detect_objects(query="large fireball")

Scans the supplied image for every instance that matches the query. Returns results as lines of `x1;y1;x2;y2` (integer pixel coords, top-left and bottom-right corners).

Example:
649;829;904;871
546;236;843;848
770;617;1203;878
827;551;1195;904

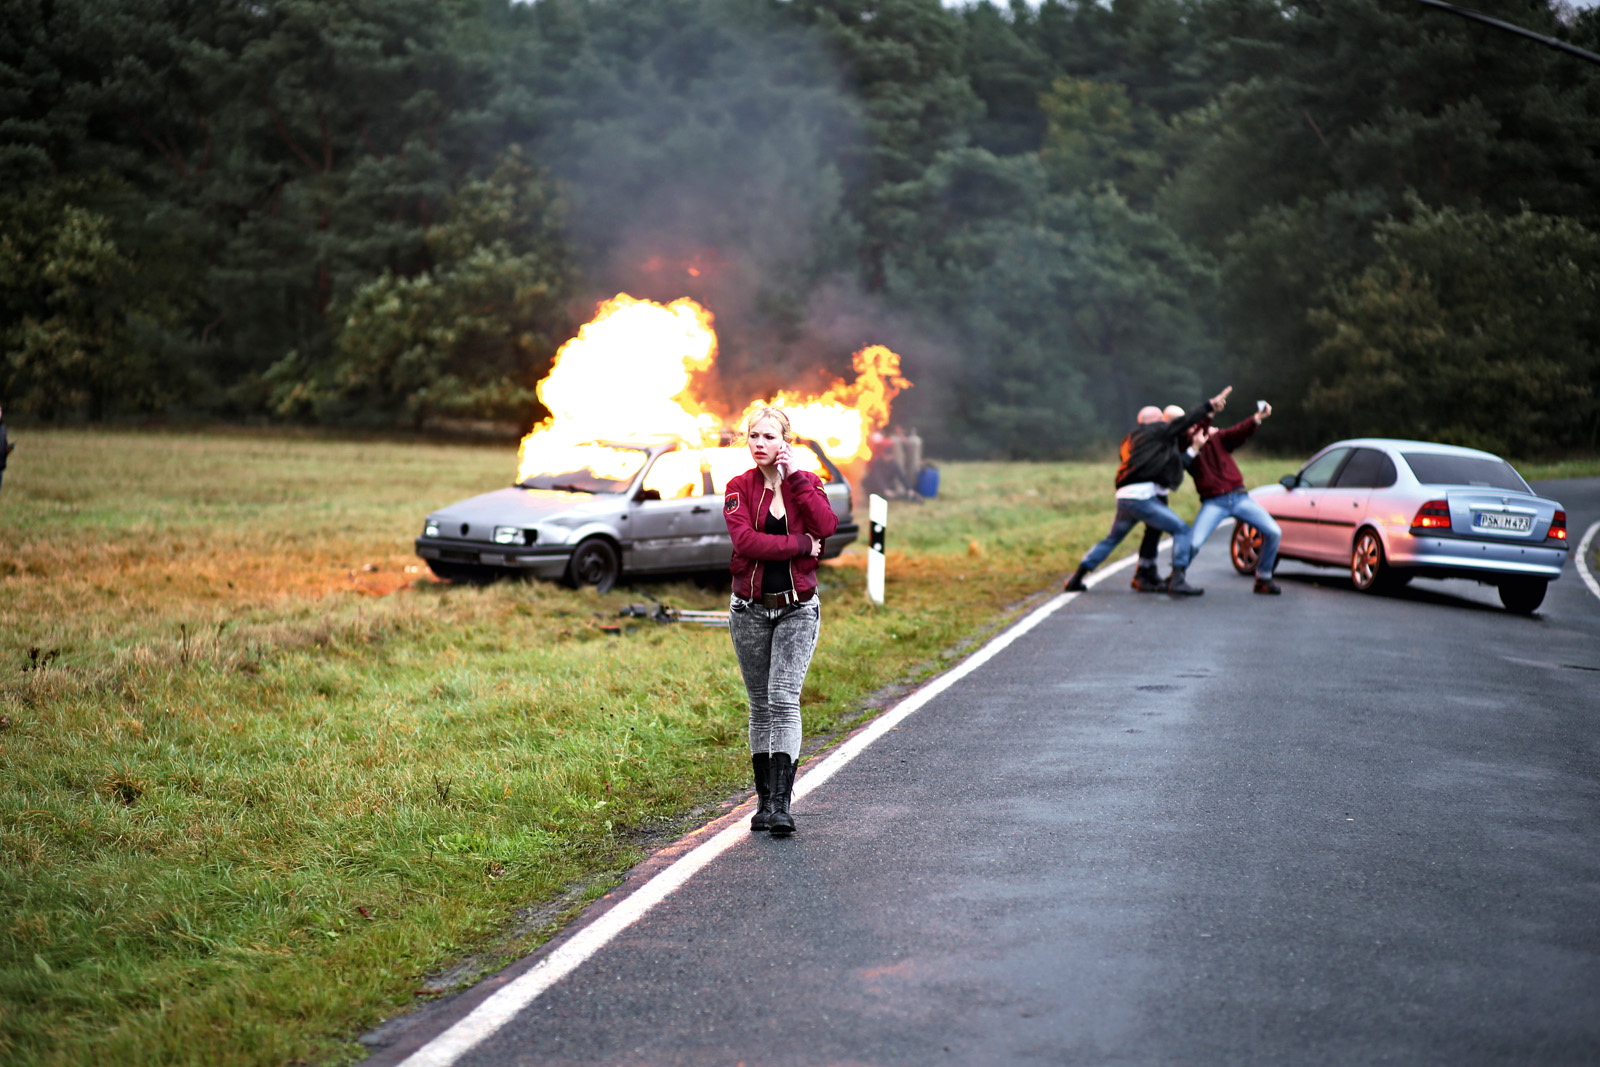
518;294;910;487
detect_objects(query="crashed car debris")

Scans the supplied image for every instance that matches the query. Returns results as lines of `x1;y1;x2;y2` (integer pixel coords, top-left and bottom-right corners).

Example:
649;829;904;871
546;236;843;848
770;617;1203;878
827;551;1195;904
415;436;858;592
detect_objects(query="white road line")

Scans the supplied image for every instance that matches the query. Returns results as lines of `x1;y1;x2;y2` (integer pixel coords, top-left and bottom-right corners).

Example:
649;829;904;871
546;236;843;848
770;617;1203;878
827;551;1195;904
396;551;1143;1067
1576;520;1600;602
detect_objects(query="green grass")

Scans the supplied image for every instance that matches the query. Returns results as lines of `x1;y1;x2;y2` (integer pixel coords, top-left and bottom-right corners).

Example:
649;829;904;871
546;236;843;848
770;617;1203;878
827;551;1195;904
1;430;1592;1065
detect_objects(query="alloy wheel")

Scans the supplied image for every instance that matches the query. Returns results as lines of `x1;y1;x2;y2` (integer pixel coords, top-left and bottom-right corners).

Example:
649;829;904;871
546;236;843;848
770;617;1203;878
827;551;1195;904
1231;522;1261;575
1351;530;1384;592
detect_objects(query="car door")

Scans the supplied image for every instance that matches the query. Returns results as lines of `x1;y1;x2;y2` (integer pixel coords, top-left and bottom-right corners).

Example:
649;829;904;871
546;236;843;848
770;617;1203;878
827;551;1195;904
1273;446;1350;560
627;449;722;572
1310;447;1392;560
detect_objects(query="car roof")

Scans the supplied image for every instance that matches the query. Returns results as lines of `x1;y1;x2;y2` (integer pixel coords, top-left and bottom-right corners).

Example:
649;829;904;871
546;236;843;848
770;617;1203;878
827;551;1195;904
1324;438;1507;462
594;434;835;459
590;437;681;453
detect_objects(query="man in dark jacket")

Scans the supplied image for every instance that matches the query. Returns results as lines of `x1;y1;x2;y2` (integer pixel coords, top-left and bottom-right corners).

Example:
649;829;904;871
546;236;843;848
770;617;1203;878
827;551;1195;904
1185;401;1282;594
1064;386;1232;597
1129;403;1196;592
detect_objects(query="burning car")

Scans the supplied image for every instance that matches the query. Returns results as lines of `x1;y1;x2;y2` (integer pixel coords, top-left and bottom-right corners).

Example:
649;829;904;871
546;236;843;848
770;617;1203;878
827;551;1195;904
413;292;908;591
415;436;858;591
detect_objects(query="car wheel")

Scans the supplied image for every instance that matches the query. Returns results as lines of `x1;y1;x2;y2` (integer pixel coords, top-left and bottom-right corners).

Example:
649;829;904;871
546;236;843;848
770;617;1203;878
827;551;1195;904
564;538;620;594
1230;522;1262;575
426;561;505;584
1498;577;1547;615
1350;529;1389;593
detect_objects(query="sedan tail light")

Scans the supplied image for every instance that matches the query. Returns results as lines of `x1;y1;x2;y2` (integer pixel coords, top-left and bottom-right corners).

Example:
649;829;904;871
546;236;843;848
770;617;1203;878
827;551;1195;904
1549;510;1568;541
1410;500;1451;532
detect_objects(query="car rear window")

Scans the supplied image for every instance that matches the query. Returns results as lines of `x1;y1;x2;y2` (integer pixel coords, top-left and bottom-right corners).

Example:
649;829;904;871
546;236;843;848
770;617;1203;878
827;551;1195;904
1401;453;1529;492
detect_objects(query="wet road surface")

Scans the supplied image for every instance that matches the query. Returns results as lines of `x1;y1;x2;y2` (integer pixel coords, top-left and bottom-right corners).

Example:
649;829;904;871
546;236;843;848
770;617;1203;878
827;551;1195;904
369;479;1600;1067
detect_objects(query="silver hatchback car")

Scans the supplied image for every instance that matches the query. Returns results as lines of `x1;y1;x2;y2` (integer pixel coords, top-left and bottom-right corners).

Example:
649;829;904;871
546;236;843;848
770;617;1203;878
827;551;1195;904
1230;439;1570;613
415;436;859;592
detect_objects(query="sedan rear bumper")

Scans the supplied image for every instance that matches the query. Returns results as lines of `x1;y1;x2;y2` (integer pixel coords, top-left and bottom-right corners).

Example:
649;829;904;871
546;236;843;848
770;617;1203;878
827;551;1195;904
1386;532;1567;581
415;537;573;580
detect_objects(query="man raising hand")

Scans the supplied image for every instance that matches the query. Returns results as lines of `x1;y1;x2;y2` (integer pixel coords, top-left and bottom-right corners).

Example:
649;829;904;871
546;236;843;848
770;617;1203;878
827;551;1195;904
1065;386;1232;597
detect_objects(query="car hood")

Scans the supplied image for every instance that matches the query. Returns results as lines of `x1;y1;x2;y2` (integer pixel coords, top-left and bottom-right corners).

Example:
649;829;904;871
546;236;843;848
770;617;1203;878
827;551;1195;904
427;486;620;529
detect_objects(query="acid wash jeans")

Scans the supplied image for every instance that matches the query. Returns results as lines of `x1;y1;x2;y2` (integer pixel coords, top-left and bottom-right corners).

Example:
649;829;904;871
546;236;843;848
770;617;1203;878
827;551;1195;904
1190;489;1281;577
1080;496;1193;573
728;594;821;761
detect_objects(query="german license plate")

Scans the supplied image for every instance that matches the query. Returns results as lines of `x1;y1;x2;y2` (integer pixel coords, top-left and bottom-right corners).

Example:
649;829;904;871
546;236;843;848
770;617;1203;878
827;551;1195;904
1473;512;1530;532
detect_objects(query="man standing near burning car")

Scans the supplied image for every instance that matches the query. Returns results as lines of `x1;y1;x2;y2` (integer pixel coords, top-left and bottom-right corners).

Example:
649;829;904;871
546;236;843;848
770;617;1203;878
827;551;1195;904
0;403;11;492
1064;386;1232;597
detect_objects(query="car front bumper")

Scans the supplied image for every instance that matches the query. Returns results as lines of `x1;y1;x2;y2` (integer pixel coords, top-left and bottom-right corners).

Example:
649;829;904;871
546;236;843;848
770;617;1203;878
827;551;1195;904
415;537;574;580
825;523;860;558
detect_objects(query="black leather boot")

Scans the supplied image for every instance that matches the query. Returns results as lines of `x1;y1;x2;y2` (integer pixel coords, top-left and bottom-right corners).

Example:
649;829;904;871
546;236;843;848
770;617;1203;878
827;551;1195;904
1064;563;1090;592
1166;566;1204;596
750;752;773;832
767;752;796;836
1130;562;1166;593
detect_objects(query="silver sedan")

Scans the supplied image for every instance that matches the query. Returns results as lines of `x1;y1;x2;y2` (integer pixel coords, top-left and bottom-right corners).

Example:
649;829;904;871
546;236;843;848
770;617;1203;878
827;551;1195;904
415;437;858;593
1230;438;1570;613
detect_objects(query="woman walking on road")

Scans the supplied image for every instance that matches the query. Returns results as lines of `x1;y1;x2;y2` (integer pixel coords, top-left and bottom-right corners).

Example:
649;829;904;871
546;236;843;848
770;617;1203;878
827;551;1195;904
723;407;838;836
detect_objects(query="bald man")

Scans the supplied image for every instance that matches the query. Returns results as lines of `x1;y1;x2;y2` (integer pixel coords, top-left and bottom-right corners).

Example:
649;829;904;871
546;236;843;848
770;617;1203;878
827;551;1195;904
1064;387;1232;596
1128;404;1196;591
1126;404;1203;591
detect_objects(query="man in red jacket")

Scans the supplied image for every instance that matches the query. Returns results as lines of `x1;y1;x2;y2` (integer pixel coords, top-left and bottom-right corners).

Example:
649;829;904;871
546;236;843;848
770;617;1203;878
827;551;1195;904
1186;401;1282;594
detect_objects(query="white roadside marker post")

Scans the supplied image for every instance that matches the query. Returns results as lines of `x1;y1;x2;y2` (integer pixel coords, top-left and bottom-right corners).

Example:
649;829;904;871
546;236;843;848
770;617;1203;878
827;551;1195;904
866;493;887;604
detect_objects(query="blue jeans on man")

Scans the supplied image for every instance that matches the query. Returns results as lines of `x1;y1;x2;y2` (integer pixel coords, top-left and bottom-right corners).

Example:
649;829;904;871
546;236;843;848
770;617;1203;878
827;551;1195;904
1080;496;1193;573
1190;489;1280;577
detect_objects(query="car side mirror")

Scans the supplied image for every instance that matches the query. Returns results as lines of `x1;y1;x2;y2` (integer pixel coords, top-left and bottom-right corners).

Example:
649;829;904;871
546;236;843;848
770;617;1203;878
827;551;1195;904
634;488;662;502
1279;474;1299;490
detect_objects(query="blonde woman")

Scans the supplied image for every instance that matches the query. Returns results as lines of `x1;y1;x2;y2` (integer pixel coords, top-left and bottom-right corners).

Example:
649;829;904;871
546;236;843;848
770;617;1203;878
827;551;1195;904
722;408;838;835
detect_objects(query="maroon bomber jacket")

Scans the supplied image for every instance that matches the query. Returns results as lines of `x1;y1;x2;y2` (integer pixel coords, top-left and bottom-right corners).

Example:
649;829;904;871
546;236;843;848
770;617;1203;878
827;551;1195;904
723;465;839;601
1188;416;1259;499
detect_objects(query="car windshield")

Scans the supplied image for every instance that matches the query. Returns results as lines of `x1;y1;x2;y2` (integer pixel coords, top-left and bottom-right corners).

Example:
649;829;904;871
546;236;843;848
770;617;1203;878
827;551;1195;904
1401;453;1529;492
517;443;647;494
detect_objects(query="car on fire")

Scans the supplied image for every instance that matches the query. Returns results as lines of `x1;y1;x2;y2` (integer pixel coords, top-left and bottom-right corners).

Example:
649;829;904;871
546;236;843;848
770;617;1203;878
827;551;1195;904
414;436;859;592
1228;438;1569;614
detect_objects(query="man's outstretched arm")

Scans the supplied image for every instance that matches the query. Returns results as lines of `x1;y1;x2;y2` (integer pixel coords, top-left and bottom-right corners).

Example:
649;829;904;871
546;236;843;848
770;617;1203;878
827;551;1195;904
1163;386;1232;440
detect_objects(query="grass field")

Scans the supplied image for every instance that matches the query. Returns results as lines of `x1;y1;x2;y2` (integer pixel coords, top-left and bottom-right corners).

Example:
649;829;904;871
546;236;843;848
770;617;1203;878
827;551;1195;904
1;430;1594;1066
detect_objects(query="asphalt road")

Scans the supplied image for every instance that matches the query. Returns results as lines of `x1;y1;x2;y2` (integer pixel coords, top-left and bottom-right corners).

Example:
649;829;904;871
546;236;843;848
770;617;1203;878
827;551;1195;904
369;478;1600;1067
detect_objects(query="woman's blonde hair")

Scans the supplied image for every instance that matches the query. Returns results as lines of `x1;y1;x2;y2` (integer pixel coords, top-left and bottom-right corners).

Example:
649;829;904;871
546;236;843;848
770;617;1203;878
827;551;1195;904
744;406;795;443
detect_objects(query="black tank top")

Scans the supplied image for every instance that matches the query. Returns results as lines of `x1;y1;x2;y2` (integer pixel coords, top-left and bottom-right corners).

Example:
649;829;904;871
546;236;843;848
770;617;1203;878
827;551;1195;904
761;510;793;596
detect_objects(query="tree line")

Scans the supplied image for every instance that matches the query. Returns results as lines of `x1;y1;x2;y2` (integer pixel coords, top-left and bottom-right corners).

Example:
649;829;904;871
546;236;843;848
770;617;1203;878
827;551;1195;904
3;0;1598;457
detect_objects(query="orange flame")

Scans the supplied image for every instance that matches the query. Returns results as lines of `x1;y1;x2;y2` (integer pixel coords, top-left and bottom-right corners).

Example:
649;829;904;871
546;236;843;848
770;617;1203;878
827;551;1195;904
517;294;909;486
738;345;909;465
